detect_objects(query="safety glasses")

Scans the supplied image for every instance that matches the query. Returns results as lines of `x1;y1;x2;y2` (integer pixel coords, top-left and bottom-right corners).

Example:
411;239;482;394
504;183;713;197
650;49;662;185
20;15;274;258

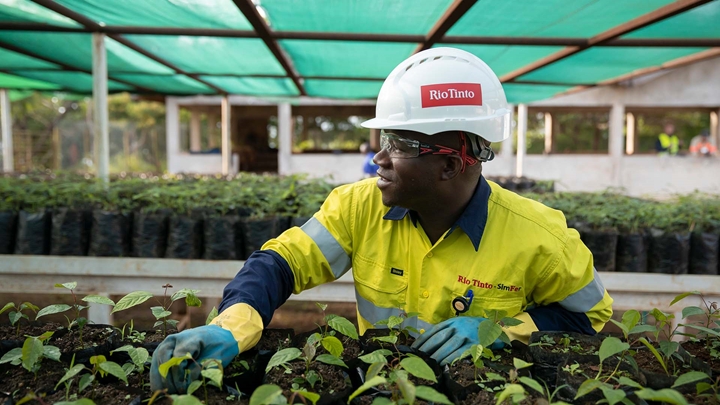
380;131;478;166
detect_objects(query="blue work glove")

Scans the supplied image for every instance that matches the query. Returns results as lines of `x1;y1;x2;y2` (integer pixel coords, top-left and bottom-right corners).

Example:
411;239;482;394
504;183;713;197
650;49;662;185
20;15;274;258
411;317;505;365
150;325;239;394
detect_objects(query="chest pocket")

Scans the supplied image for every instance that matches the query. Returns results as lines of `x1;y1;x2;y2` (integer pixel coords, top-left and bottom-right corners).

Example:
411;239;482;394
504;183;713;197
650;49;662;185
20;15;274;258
353;254;408;309
466;295;525;320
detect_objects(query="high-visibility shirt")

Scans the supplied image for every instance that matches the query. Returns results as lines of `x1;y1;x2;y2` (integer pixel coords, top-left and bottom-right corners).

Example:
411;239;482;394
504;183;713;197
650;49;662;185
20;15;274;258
220;177;613;343
658;133;679;155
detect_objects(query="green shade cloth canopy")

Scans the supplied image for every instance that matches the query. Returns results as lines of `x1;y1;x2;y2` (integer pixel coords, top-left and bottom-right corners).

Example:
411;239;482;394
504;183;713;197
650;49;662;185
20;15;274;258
0;0;716;103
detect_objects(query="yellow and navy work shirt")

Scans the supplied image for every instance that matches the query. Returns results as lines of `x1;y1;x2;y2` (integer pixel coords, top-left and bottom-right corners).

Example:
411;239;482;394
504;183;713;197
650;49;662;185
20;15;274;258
218;177;613;343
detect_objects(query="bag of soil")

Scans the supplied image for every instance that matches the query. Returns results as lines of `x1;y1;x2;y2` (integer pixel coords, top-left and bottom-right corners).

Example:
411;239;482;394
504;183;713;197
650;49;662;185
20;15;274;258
292;216;312;228
238;217;276;260
581;229;618;272
50;208;90;256
271;216;292;238
203;215;240;260
648;230;690;274
14;210;50;255
132;210;169;258
689;232;719;275
0;211;17;254
88;210;132;257
166;213;203;259
616;233;647;273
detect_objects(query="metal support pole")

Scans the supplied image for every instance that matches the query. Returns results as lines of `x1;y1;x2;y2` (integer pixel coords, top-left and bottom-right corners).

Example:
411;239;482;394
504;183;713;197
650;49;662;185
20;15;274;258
626;112;636;155
711;110;719;147
0;88;12;172
92;33;109;183
277;102;292;176
221;95;231;175
165;97;179;174
516;104;527;178
544;112;552;154
190;108;202;152
609;103;625;187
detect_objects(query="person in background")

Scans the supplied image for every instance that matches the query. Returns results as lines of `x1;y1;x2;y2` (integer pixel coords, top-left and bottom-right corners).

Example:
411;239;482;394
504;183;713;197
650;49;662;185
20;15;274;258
656;122;680;156
360;141;379;178
689;130;717;157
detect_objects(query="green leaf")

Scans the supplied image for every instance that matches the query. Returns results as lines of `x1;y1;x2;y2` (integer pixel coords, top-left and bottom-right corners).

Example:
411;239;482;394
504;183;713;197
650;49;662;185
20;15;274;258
36;304;72;319
396;376;415;404
82;295;115;306
670;291;700;306
638;338;668;375
621;309;641;331
185;294;202;308
501;317;524;327
682;324;720;337
171;288;200;303
374;335;397;344
151;306;172;319
56;361;85;388
672;371;710;388
0;348;22;365
617;376;643;389
400;356;436;383
265;348;302;372
359;350;391;364
187;380;202;396
159;353;192;378
99;361;128;384
348;376;387;402
9;311;22;325
629;324;657;335
635;388;689;405
250;384;284;405
55;282;77;290
415;385;453;405
599;386;626;405
575;379;605;399
315;302;328;312
166;319;179;329
697;382;712;394
609;319;629;337
513;358;533;370
205;306;218;325
0;302;14;315
111;345;148;367
295;390;320;405
201;368;223;388
36;331;54;342
21;337;43;372
321;335;344;357
496;383;526;405
316;354;347;368
369;398;393;405
387;315;404;329
599;337;629;363
78;374;94;393
54;399;96;405
169;395;203;405
111;291;153;313
366;362;385;380
20;302;39;313
43;345;61;362
327;316;358;340
519;376;544;394
681;306;706;319
478;320;502;348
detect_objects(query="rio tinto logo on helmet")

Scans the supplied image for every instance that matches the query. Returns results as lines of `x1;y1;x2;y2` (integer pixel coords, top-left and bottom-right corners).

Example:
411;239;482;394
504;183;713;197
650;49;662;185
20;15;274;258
420;83;482;108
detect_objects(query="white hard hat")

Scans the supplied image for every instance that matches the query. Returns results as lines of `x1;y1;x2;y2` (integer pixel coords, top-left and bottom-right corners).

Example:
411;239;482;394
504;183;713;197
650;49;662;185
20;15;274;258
362;47;511;143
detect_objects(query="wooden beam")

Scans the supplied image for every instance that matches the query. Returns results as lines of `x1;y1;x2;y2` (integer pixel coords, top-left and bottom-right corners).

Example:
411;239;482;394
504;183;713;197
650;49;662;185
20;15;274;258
231;0;307;96
599;47;720;86
500;0;713;82
414;0;477;53
29;0;225;94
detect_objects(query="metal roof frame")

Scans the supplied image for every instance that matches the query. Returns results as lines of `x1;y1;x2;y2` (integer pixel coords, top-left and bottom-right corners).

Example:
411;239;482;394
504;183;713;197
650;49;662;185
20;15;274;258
0;0;715;97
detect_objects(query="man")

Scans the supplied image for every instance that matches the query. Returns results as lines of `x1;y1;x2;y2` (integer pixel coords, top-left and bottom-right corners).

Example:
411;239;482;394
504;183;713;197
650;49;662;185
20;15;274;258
689;130;717;157
656;122;680;156
150;47;613;393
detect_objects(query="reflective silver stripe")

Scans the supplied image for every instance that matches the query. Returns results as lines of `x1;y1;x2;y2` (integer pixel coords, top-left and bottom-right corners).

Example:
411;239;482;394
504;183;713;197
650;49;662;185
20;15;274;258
559;268;606;313
300;217;351;279
355;289;434;337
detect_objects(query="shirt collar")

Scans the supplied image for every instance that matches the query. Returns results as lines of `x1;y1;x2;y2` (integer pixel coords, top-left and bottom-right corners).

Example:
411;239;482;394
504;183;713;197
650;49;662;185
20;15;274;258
382;176;491;251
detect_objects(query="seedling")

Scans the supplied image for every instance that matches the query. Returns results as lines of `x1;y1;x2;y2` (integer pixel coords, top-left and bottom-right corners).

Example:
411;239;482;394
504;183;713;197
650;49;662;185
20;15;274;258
0;331;60;378
118;320;146;344
249;383;320;405
158;353;224;404
372;311;421;349
672;291;720;353
349;349;452;405
35;282;115;345
265;334;347;392
54;354;127;400
111;285;202;337
110;345;150;386
0;301;39;338
315;302;359;343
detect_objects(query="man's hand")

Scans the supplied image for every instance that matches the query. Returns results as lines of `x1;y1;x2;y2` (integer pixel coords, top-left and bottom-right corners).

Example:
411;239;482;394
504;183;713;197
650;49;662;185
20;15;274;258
150;325;239;394
411;317;505;365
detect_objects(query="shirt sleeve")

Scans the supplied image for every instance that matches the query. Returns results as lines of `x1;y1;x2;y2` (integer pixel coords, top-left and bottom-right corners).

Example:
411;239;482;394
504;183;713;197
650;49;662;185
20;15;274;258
504;227;613;342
